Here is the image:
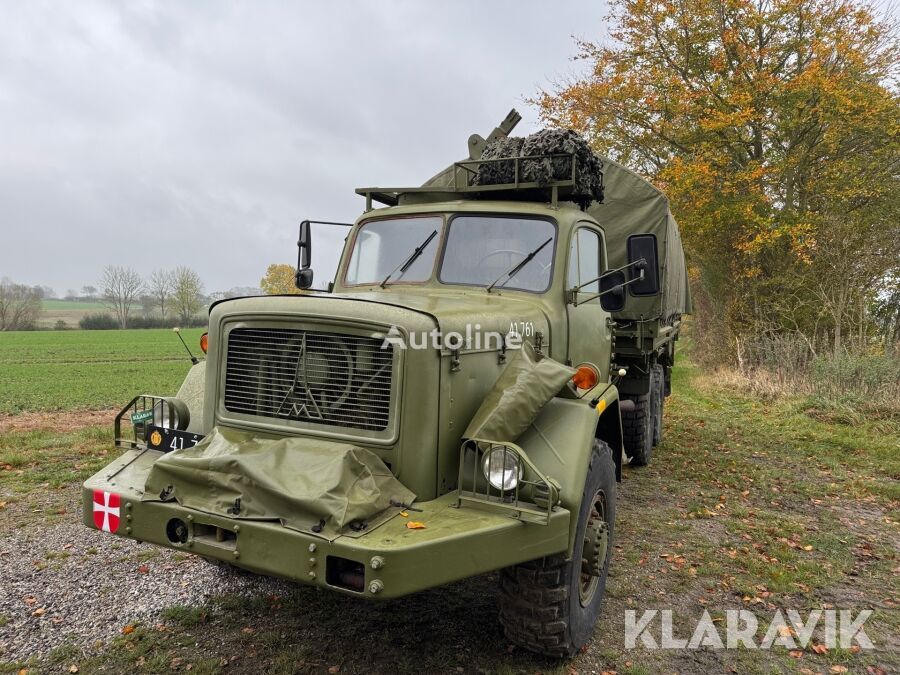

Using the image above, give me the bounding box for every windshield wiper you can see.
[380,229,438,288]
[486,237,553,293]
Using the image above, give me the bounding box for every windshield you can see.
[344,213,556,293]
[440,215,555,292]
[345,216,442,285]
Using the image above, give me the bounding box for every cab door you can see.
[565,225,612,377]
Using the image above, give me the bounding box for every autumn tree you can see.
[536,0,900,359]
[260,264,302,295]
[171,266,205,323]
[101,266,143,329]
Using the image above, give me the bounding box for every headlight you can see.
[481,445,523,491]
[152,397,190,430]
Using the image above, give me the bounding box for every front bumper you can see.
[83,449,570,599]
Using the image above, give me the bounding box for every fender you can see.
[175,362,206,434]
[516,384,621,556]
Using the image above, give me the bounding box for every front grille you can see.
[223,327,393,431]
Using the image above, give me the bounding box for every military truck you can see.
[82,110,689,657]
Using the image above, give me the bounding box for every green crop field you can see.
[0,328,205,414]
[37,299,110,329]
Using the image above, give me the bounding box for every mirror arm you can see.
[570,258,647,294]
[572,274,645,308]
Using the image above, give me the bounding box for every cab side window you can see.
[567,228,602,299]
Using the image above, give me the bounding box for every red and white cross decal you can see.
[92,490,121,533]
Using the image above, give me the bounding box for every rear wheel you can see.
[622,391,652,466]
[498,440,616,657]
[651,364,664,447]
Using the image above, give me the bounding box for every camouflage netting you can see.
[474,129,604,209]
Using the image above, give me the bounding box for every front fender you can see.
[517,386,619,556]
[176,361,206,434]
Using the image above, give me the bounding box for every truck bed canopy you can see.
[586,157,691,324]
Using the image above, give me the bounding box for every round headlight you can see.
[481,446,523,491]
[152,397,190,430]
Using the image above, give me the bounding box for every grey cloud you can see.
[0,0,605,294]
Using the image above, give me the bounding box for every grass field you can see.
[0,329,204,413]
[0,347,897,673]
[37,299,108,329]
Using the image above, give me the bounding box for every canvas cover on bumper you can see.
[142,427,415,540]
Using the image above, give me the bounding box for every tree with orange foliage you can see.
[535,0,899,359]
[260,263,303,295]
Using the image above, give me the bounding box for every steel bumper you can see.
[82,449,570,599]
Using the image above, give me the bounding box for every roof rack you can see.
[356,153,578,211]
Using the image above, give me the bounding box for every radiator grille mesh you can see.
[224,327,393,431]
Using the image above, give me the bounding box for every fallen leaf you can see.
[241,626,254,634]
[400,511,408,517]
[789,650,803,658]
[812,643,828,654]
[328,667,340,674]
[406,521,426,529]
[23,596,37,606]
[802,545,813,551]
[137,564,150,574]
[32,608,45,617]
[830,666,848,674]
[121,624,135,635]
[69,666,79,674]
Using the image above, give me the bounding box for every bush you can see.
[725,332,900,422]
[54,320,68,330]
[79,313,119,330]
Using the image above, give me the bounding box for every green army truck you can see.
[82,110,690,657]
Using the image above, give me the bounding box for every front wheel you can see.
[498,439,616,657]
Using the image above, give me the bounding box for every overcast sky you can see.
[0,1,606,295]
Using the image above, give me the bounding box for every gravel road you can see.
[0,515,294,663]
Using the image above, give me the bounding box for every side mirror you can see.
[298,220,312,269]
[627,234,660,295]
[295,268,314,290]
[296,220,313,289]
[599,270,626,312]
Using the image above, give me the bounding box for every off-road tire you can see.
[651,364,664,447]
[498,440,616,657]
[622,391,652,466]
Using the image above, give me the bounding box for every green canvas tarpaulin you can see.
[143,427,414,540]
[464,343,575,442]
[586,157,691,324]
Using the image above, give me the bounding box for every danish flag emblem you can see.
[93,490,121,533]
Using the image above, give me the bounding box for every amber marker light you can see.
[200,332,208,354]
[572,364,599,390]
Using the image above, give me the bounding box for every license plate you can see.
[146,426,204,453]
